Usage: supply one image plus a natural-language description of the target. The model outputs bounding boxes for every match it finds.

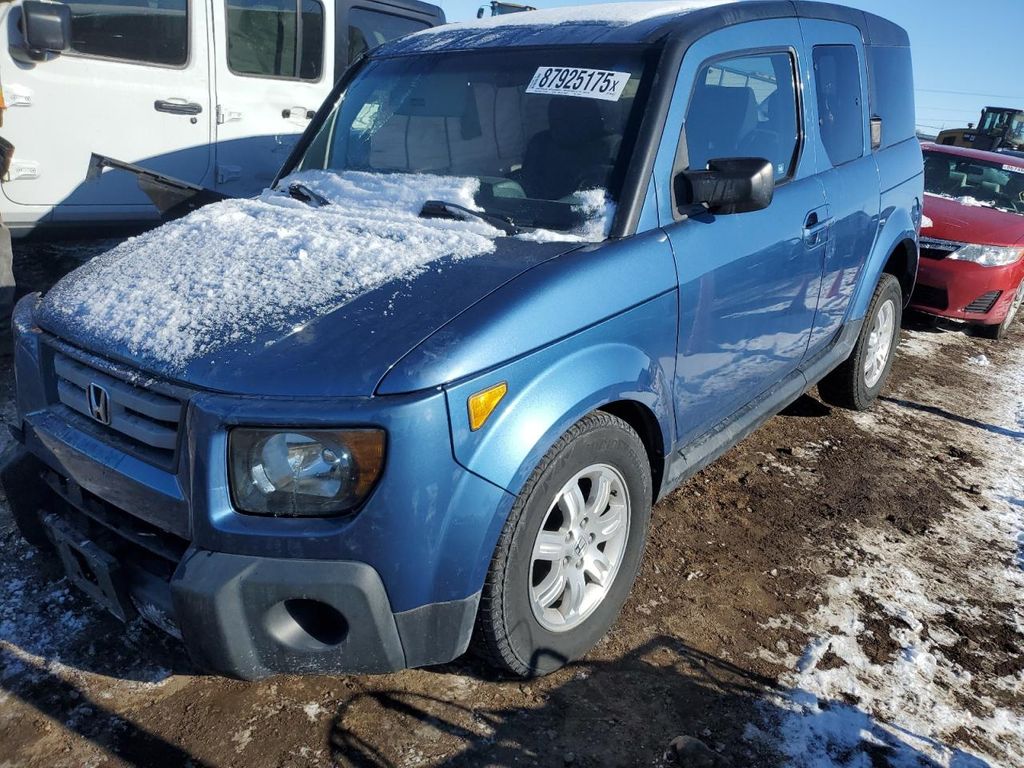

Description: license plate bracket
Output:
[43,514,135,622]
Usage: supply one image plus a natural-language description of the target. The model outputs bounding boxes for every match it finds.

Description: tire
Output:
[976,278,1024,340]
[473,411,652,677]
[818,273,902,411]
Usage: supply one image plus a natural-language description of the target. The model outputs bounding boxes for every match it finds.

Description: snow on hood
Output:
[42,171,610,372]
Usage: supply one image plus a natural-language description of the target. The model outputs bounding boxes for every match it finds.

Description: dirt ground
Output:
[0,241,1021,768]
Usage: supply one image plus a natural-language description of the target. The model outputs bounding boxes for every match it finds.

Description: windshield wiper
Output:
[420,200,518,236]
[285,182,331,208]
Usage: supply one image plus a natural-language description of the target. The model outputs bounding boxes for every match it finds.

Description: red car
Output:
[913,143,1024,339]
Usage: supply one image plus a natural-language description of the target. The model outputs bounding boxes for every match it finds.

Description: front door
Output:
[211,0,335,197]
[653,20,827,444]
[0,0,212,220]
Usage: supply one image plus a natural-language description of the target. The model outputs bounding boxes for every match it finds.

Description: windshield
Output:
[923,150,1024,215]
[297,47,655,233]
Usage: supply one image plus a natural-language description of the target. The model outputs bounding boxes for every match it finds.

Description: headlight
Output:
[229,429,385,517]
[947,244,1024,267]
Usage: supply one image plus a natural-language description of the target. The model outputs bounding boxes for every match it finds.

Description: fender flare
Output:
[849,205,919,320]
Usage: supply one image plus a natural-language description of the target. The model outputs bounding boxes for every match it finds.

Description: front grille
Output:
[965,290,1002,315]
[913,284,949,310]
[50,350,185,470]
[920,237,964,260]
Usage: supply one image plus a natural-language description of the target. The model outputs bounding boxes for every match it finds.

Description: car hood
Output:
[35,171,592,396]
[923,193,1024,247]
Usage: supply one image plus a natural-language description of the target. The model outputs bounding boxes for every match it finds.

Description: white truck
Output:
[0,0,443,236]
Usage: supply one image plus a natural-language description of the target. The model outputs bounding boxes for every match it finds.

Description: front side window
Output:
[226,0,324,80]
[923,150,1024,215]
[64,0,188,66]
[297,47,655,233]
[813,45,864,166]
[684,52,800,181]
[348,8,429,63]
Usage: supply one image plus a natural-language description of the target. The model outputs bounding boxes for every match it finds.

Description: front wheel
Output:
[472,411,652,676]
[818,273,903,411]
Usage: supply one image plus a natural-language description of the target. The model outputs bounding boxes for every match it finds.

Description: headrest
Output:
[548,98,606,145]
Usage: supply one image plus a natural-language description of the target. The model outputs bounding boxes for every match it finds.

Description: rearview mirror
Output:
[21,0,71,58]
[675,157,774,216]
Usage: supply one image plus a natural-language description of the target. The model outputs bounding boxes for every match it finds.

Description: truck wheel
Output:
[977,278,1024,340]
[818,273,902,411]
[473,411,652,676]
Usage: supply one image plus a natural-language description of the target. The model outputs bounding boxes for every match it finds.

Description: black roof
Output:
[378,0,909,56]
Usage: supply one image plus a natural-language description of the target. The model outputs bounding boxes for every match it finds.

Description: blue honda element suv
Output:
[2,1,922,678]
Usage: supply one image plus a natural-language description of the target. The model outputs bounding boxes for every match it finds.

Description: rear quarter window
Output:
[869,46,916,148]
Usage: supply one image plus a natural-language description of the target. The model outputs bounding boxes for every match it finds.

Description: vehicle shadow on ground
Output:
[879,396,1024,441]
[325,636,986,768]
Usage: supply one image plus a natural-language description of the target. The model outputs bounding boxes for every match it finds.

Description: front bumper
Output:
[910,255,1024,325]
[5,301,514,677]
[1,444,481,679]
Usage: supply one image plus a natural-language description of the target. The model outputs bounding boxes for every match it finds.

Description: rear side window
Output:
[869,46,915,148]
[684,52,800,181]
[226,0,325,80]
[348,8,430,62]
[64,0,188,66]
[813,45,864,166]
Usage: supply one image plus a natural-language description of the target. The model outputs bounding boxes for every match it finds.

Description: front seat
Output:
[519,98,620,200]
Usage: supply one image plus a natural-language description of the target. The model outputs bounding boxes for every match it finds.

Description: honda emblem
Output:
[87,383,111,426]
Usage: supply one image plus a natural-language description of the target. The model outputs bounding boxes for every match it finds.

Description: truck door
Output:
[652,20,828,445]
[211,0,335,197]
[796,20,880,354]
[337,1,436,74]
[0,0,212,226]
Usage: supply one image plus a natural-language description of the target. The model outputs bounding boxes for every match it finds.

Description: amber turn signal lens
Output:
[468,382,508,431]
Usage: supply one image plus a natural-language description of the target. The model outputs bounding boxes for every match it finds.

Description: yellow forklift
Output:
[936,106,1024,152]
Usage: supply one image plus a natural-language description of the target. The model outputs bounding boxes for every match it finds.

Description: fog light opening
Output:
[266,599,349,650]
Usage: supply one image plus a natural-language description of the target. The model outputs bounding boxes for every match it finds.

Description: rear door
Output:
[211,0,334,196]
[797,20,881,353]
[0,0,212,222]
[653,19,828,445]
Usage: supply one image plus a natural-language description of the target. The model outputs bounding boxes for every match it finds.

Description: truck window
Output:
[812,45,864,166]
[227,0,325,80]
[868,46,915,148]
[684,52,800,181]
[348,7,430,62]
[63,0,188,66]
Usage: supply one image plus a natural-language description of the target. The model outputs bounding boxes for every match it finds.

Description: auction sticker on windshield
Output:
[526,67,631,101]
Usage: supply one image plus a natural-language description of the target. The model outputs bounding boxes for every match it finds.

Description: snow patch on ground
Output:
[751,329,1024,767]
[968,353,991,367]
[42,171,501,371]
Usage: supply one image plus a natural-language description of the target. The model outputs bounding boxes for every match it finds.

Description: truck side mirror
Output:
[21,0,71,59]
[675,157,774,216]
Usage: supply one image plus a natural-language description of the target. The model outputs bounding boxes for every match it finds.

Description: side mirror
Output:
[22,0,71,59]
[675,157,774,216]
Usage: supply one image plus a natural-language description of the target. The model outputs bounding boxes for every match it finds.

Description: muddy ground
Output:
[0,240,1021,768]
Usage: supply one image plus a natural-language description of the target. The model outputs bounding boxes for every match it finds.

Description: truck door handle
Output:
[154,99,203,116]
[282,107,315,120]
[803,211,832,247]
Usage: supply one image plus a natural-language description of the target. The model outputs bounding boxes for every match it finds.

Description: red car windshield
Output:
[923,150,1024,216]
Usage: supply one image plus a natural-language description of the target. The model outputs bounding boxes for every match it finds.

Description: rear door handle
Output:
[154,99,203,116]
[282,107,316,120]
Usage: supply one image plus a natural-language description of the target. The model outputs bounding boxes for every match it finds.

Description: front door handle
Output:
[154,99,203,116]
[803,210,832,247]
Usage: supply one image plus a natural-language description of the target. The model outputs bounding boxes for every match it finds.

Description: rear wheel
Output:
[977,278,1024,340]
[473,411,652,676]
[818,273,902,411]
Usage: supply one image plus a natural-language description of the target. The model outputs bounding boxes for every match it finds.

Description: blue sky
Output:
[435,0,1024,136]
